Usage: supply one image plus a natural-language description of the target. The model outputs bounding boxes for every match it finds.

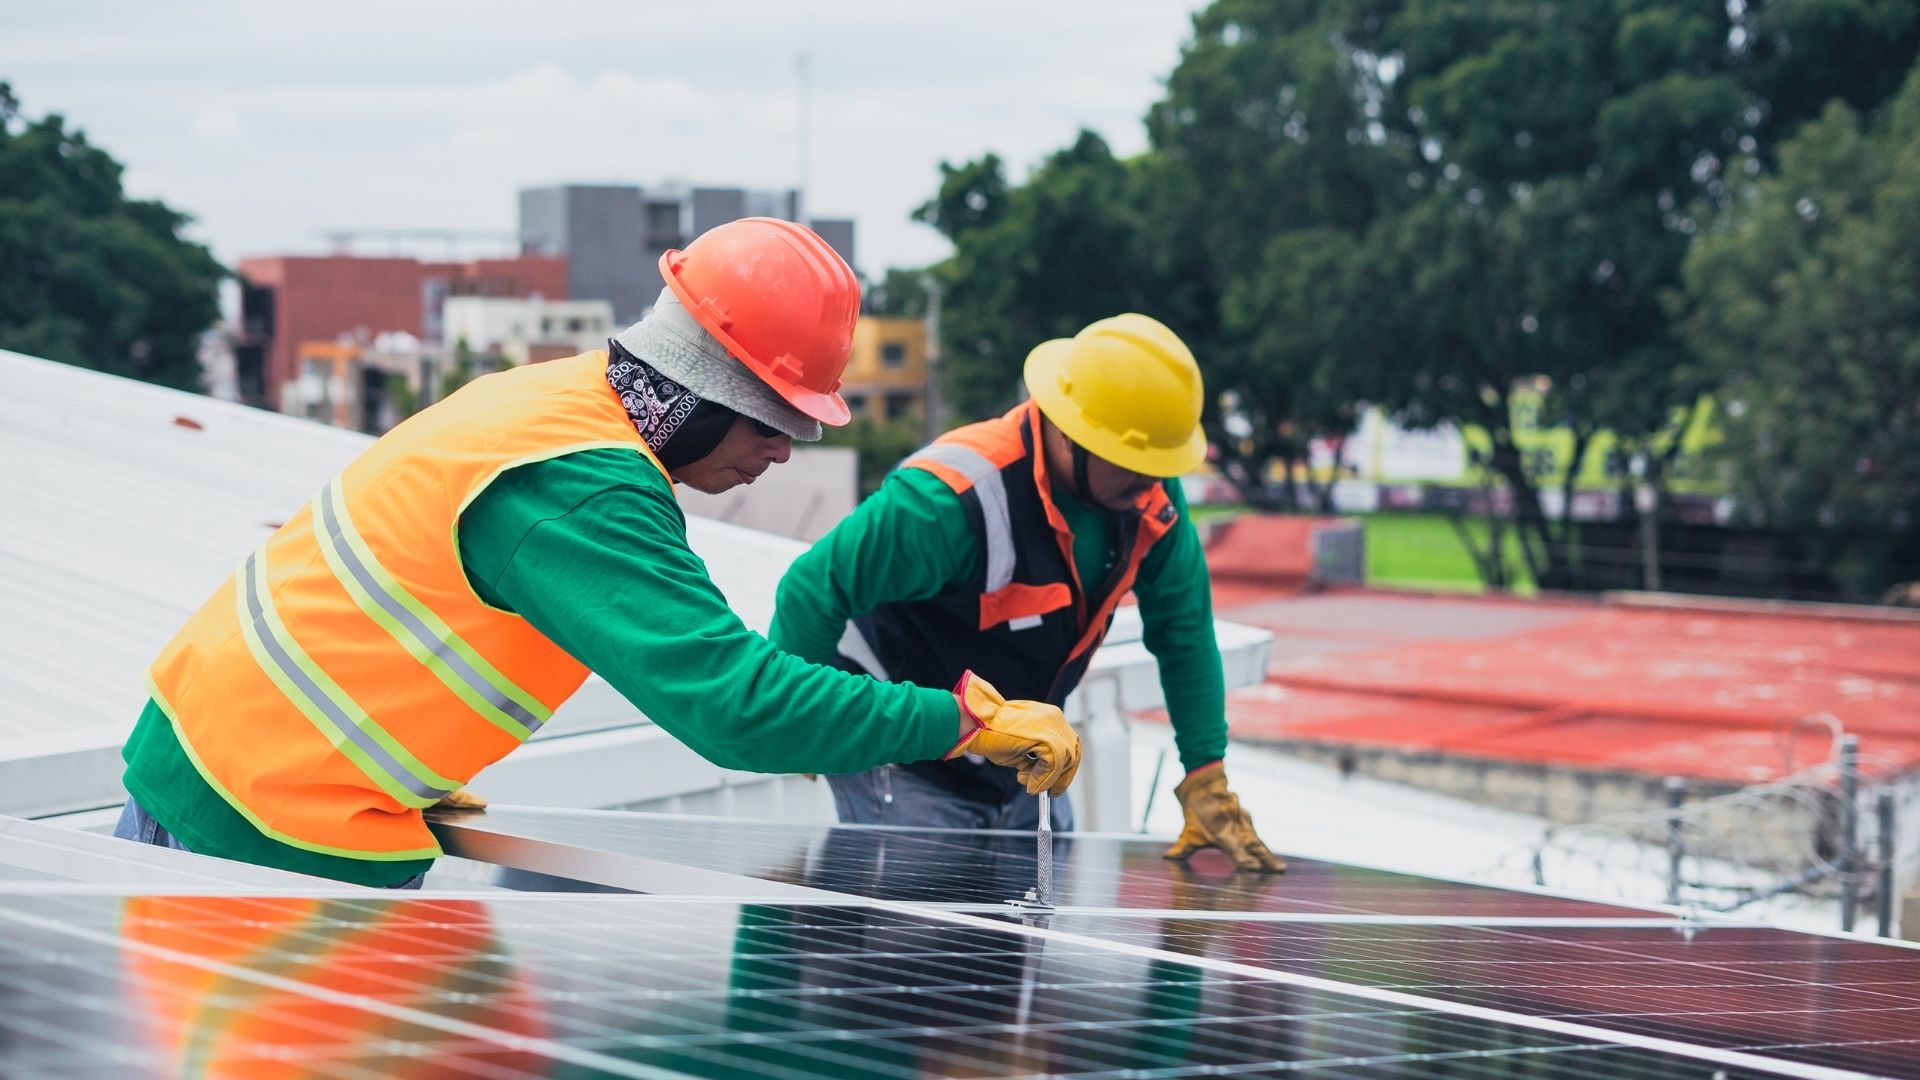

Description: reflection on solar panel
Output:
[437,808,1670,919]
[0,893,1787,1079]
[2,805,1913,1078]
[1029,916,1920,1077]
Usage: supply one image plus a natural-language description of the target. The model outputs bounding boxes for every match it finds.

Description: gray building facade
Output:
[519,184,854,327]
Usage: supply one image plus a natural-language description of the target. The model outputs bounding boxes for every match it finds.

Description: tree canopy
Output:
[0,82,224,390]
[1681,66,1920,594]
[911,0,1920,594]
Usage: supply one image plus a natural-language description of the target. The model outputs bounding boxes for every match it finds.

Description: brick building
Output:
[233,255,566,410]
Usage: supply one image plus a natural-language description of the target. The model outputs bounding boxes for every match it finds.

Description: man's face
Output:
[669,415,793,494]
[1041,418,1157,511]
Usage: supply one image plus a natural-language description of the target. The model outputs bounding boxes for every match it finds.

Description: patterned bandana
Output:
[605,342,737,469]
[607,343,700,443]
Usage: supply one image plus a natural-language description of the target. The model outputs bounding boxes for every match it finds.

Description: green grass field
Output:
[1359,512,1536,593]
[1191,506,1536,593]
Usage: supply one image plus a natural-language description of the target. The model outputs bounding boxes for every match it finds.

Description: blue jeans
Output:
[112,798,425,890]
[826,766,1073,831]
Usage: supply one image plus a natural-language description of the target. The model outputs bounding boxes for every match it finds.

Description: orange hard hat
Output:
[659,217,859,426]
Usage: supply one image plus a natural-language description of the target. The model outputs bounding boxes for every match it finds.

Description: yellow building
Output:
[843,316,928,423]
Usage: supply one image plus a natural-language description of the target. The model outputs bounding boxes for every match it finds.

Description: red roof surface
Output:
[1183,585,1920,784]
[1138,511,1920,784]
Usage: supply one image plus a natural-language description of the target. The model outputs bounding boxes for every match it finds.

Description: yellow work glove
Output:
[1162,763,1286,872]
[432,788,488,811]
[945,672,1081,797]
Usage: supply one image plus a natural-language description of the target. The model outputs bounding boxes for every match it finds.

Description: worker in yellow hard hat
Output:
[771,314,1284,872]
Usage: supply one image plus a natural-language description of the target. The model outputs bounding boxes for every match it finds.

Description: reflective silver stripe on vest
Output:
[836,621,890,682]
[241,552,454,803]
[316,480,546,736]
[910,443,1015,592]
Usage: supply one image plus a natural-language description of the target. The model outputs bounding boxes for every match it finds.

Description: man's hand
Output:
[945,671,1081,797]
[1163,763,1285,872]
[432,788,488,811]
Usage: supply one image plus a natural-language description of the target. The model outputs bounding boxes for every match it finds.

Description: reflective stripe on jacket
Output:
[147,350,666,859]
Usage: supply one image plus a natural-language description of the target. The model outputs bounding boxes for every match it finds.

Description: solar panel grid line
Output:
[1025,916,1920,1076]
[0,895,1589,1076]
[975,909,1718,926]
[4,892,1806,1080]
[0,958,561,1080]
[885,904,1889,1080]
[0,900,692,1080]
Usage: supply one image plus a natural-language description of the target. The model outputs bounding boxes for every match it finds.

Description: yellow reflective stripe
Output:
[235,550,460,807]
[147,674,442,861]
[317,479,551,740]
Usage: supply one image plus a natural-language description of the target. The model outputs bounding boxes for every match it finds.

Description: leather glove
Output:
[1162,763,1285,872]
[944,671,1081,797]
[432,788,488,811]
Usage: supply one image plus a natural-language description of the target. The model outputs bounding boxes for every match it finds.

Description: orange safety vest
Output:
[147,350,667,861]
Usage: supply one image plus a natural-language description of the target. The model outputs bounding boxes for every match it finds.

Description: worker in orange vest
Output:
[114,219,1080,887]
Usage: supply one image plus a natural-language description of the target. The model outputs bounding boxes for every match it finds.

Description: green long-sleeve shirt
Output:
[768,467,1228,774]
[122,448,960,886]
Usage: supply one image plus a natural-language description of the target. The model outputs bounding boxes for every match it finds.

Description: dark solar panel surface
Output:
[1025,914,1920,1078]
[448,808,1667,919]
[0,892,1784,1080]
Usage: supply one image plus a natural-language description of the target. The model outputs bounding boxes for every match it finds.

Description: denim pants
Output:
[112,798,425,889]
[825,765,1073,831]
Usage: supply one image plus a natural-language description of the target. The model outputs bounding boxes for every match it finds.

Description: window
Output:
[845,394,866,416]
[880,342,908,367]
[885,393,915,420]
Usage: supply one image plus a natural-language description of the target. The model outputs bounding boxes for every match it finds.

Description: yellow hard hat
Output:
[1022,313,1207,478]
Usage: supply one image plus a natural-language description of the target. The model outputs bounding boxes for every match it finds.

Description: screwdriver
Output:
[1026,750,1055,909]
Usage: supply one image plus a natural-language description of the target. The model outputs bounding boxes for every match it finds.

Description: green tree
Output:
[862,268,931,318]
[0,83,223,390]
[1142,0,1918,588]
[915,131,1167,421]
[1680,67,1920,596]
[439,336,478,397]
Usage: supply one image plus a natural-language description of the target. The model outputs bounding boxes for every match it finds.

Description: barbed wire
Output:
[1488,726,1919,931]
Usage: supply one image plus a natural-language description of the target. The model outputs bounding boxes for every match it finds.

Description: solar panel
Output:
[433,807,1670,920]
[0,804,1904,1078]
[1019,915,1920,1077]
[0,891,1792,1080]
[0,815,318,888]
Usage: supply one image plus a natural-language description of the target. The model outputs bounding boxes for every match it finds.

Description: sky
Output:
[4,1,1206,279]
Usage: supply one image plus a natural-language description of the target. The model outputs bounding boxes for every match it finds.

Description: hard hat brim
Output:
[1024,340,1208,478]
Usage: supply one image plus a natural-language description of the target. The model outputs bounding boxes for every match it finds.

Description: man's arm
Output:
[768,467,980,664]
[1133,480,1228,773]
[1134,481,1286,872]
[459,450,960,774]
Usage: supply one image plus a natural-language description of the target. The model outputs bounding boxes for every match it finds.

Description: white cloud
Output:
[188,108,245,141]
[6,1,1204,275]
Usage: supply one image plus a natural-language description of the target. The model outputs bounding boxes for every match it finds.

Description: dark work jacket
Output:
[835,402,1179,803]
